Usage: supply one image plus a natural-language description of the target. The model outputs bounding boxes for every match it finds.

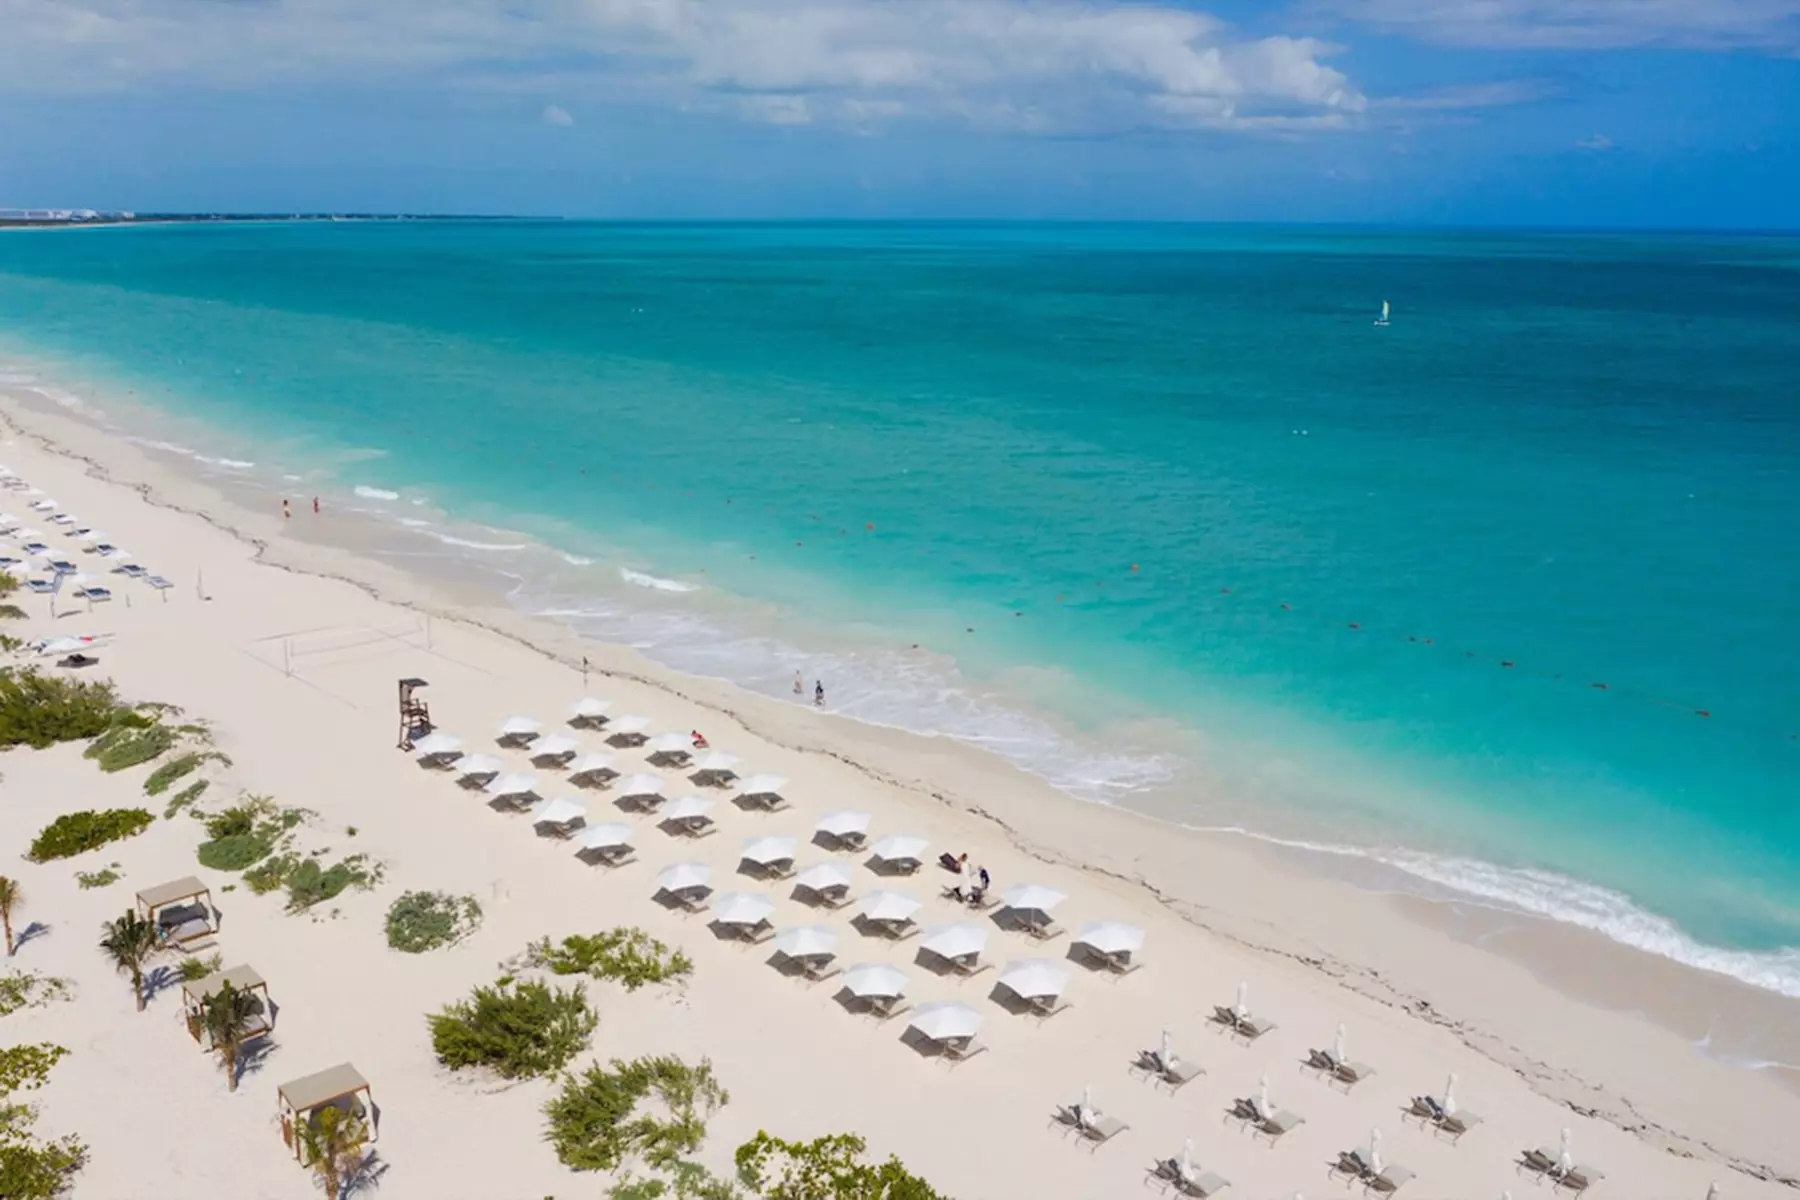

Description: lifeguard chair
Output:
[397,677,432,750]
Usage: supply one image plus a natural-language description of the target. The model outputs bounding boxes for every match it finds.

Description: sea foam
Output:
[620,568,697,593]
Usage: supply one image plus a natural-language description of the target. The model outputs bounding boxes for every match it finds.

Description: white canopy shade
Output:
[29,499,56,510]
[737,774,790,798]
[1075,920,1145,956]
[615,773,666,799]
[456,754,504,778]
[576,822,634,850]
[531,734,580,758]
[859,890,922,924]
[921,922,988,960]
[772,925,839,959]
[656,862,712,894]
[608,714,652,735]
[741,835,799,866]
[530,796,587,826]
[498,715,541,737]
[815,809,872,837]
[842,963,909,1000]
[694,751,740,772]
[908,1002,982,1042]
[1002,883,1068,915]
[998,958,1071,1001]
[870,834,929,863]
[36,635,102,657]
[485,771,540,798]
[571,697,612,719]
[711,892,776,927]
[645,732,693,754]
[412,732,464,758]
[568,752,617,776]
[794,862,854,893]
[662,795,716,822]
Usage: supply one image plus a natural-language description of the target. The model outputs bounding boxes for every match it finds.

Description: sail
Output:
[1380,300,1390,320]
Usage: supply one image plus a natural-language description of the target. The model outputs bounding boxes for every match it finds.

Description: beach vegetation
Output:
[0,1042,86,1200]
[199,979,266,1093]
[143,749,227,796]
[26,808,154,862]
[84,720,177,773]
[0,670,123,750]
[385,891,483,954]
[73,867,121,890]
[164,779,209,819]
[0,571,26,623]
[284,854,381,913]
[524,928,694,991]
[544,1054,728,1173]
[428,976,597,1080]
[96,909,164,1012]
[735,1132,951,1200]
[176,953,223,983]
[0,877,19,956]
[609,1160,745,1200]
[0,972,73,1018]
[294,1100,371,1200]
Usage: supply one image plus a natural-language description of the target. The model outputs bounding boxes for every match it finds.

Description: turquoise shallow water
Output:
[2,221,1797,993]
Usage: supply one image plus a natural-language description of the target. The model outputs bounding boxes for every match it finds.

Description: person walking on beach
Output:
[312,496,320,515]
[814,680,825,708]
[281,498,291,520]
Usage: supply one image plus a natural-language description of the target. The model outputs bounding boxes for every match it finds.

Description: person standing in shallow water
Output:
[794,671,804,696]
[814,681,825,708]
[281,498,290,520]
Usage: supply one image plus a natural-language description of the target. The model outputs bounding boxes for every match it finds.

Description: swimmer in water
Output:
[814,681,825,708]
[794,671,804,696]
[282,499,291,520]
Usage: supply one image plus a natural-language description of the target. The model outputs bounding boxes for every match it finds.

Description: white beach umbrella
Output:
[1335,1023,1348,1066]
[576,822,633,851]
[568,752,617,779]
[656,862,711,895]
[662,795,716,823]
[909,1002,982,1043]
[711,892,776,928]
[920,922,988,961]
[794,862,854,894]
[498,715,541,739]
[456,753,504,779]
[1002,883,1068,917]
[36,635,101,657]
[646,732,693,754]
[859,890,922,924]
[1258,1074,1271,1121]
[412,732,464,759]
[1443,1073,1457,1117]
[615,773,666,801]
[1235,981,1250,1021]
[738,773,790,799]
[815,809,871,838]
[1370,1128,1383,1177]
[571,696,612,721]
[485,771,540,799]
[1160,1029,1174,1068]
[608,714,651,736]
[842,962,909,1000]
[29,499,55,511]
[772,925,838,960]
[530,796,587,827]
[73,528,105,542]
[741,835,798,867]
[1080,1084,1094,1121]
[998,958,1070,1001]
[531,734,580,760]
[695,751,740,773]
[870,834,928,864]
[1180,1139,1196,1183]
[1705,1184,1719,1200]
[1075,919,1145,957]
[1558,1128,1573,1176]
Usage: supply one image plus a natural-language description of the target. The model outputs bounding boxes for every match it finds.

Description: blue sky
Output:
[0,0,1796,226]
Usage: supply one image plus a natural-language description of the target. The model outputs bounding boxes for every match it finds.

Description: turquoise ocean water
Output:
[2,222,1797,995]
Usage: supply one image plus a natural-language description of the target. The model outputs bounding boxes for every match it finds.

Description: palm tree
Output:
[0,876,20,956]
[200,979,266,1093]
[295,1102,369,1200]
[97,909,162,1011]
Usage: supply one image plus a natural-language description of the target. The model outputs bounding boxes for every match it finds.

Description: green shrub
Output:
[545,1055,728,1173]
[176,953,223,983]
[735,1132,951,1200]
[164,780,209,819]
[85,722,176,773]
[143,753,203,796]
[196,797,311,877]
[0,973,73,1019]
[386,891,483,954]
[609,1161,745,1200]
[242,852,299,895]
[284,854,380,913]
[525,928,694,991]
[73,868,120,890]
[25,809,154,862]
[0,1043,86,1199]
[195,833,274,872]
[428,977,596,1080]
[0,670,122,751]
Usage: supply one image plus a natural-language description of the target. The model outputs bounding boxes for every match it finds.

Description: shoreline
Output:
[5,385,1800,1194]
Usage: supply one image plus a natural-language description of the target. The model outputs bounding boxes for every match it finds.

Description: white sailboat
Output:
[1373,299,1391,327]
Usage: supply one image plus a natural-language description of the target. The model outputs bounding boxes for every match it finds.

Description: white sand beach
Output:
[2,392,1797,1199]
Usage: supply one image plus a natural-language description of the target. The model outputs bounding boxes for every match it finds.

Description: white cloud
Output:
[0,0,1367,134]
[1576,132,1615,151]
[1325,0,1800,51]
[1372,79,1557,110]
[542,104,575,126]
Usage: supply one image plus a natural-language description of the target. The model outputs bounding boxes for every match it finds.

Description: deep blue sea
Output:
[2,221,1797,995]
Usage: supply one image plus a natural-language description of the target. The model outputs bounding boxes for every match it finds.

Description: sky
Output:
[0,0,1797,226]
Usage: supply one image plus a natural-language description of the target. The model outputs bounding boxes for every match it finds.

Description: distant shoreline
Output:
[0,214,532,230]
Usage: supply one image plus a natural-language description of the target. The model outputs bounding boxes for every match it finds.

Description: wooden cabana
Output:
[278,1063,375,1162]
[181,964,272,1047]
[135,876,217,948]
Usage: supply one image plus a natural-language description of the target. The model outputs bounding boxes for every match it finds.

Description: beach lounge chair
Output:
[1554,1164,1605,1195]
[1052,1105,1128,1151]
[78,586,112,602]
[1132,1048,1204,1092]
[1210,1006,1277,1043]
[1027,994,1073,1020]
[941,952,991,979]
[1330,1061,1376,1090]
[1363,1164,1414,1195]
[865,993,911,1022]
[25,579,52,594]
[1330,1149,1373,1184]
[801,958,842,986]
[115,562,147,578]
[941,1038,987,1066]
[1023,919,1065,942]
[147,574,174,590]
[1254,1110,1305,1145]
[1520,1147,1559,1178]
[1149,1160,1230,1198]
[1437,1110,1482,1142]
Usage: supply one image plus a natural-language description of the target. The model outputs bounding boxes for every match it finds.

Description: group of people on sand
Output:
[939,851,991,906]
